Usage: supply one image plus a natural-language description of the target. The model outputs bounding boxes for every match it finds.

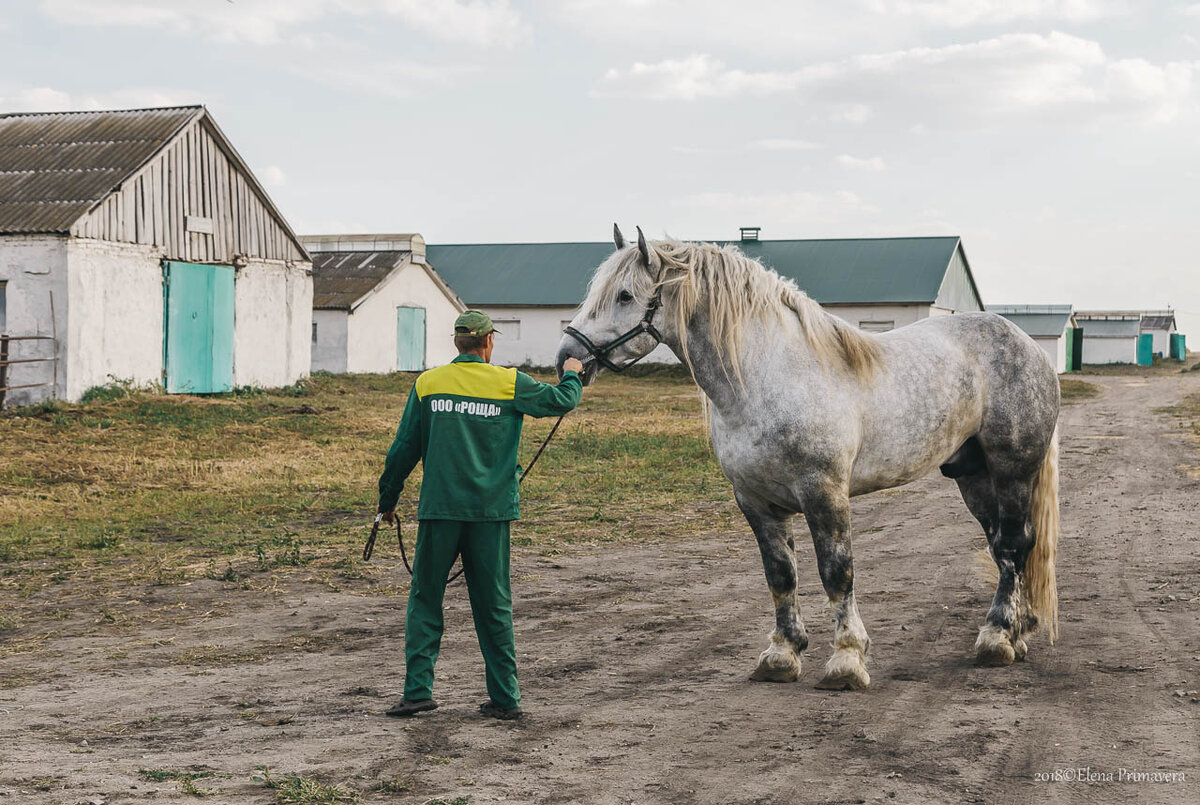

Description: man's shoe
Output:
[479,700,522,720]
[385,698,438,717]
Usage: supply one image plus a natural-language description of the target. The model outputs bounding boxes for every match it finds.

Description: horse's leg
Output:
[736,492,808,682]
[955,471,1029,663]
[806,493,870,690]
[973,473,1037,666]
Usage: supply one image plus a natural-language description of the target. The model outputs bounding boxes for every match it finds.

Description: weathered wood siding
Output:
[69,119,304,263]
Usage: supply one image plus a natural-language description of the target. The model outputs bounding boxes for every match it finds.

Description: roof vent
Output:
[739,226,761,242]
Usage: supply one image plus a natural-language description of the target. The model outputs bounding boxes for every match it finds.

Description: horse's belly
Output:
[849,416,980,495]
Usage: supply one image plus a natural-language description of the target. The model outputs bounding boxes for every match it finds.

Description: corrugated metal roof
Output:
[993,313,1072,338]
[0,106,202,234]
[426,236,966,307]
[311,250,410,310]
[1140,314,1175,331]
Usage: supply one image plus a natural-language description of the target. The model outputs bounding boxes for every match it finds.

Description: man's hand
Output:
[379,509,396,525]
[563,357,584,375]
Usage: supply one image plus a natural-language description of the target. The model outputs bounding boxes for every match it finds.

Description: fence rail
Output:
[0,333,58,408]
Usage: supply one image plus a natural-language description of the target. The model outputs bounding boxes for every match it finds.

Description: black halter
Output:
[563,281,664,373]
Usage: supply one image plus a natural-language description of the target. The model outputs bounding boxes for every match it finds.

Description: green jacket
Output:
[378,355,582,521]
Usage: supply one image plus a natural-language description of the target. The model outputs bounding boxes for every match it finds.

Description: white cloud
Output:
[0,86,199,112]
[595,55,804,100]
[39,0,528,47]
[831,104,873,124]
[258,165,287,188]
[674,189,879,220]
[558,1,1128,57]
[836,154,888,171]
[751,138,822,151]
[596,33,1199,126]
[863,1,1124,26]
[1181,3,1200,16]
[286,39,479,99]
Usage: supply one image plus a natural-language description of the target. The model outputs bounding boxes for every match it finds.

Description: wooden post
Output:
[0,334,9,410]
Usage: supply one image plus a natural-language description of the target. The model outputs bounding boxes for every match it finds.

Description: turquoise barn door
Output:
[1136,333,1153,367]
[163,261,235,393]
[396,307,426,372]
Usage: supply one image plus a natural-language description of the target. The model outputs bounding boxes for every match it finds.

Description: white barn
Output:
[304,234,465,374]
[426,232,984,368]
[1139,311,1177,357]
[988,305,1079,373]
[0,106,312,407]
[1075,311,1141,365]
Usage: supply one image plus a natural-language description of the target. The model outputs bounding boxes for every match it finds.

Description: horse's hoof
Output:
[815,649,869,690]
[1013,638,1028,661]
[975,626,1016,667]
[750,643,800,682]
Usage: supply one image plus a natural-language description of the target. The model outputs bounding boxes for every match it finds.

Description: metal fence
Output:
[0,334,58,409]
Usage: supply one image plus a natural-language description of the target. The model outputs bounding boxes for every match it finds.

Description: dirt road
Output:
[2,374,1198,804]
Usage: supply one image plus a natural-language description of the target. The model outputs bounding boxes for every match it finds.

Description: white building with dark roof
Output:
[0,105,313,406]
[304,234,465,374]
[988,305,1079,373]
[1075,311,1143,365]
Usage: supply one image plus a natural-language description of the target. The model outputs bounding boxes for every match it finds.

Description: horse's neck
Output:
[665,302,815,418]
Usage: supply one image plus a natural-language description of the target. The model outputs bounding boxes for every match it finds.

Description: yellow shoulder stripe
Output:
[415,362,517,401]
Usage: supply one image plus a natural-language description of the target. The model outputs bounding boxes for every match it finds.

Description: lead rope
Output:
[362,413,568,584]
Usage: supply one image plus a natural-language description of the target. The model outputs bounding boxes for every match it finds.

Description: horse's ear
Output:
[613,223,625,250]
[637,226,652,267]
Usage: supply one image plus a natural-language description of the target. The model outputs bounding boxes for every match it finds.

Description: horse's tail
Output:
[1024,427,1059,643]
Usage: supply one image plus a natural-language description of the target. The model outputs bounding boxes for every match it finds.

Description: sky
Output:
[2,0,1198,336]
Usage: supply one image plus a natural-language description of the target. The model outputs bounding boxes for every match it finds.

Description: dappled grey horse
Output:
[556,226,1060,690]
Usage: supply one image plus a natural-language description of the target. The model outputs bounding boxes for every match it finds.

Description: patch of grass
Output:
[371,778,410,793]
[1060,378,1101,403]
[80,377,157,404]
[138,769,215,782]
[254,767,357,804]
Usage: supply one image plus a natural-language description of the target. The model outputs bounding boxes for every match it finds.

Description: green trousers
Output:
[403,519,519,710]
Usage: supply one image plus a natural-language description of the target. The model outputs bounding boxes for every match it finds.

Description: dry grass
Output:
[0,370,732,609]
[1059,378,1101,404]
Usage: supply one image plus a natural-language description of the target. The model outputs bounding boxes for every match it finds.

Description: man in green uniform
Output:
[378,310,584,720]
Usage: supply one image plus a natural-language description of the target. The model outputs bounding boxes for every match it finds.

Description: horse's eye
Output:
[617,290,634,304]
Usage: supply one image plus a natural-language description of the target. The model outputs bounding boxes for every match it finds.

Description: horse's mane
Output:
[584,239,881,381]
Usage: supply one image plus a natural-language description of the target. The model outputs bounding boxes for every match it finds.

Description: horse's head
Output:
[556,224,666,384]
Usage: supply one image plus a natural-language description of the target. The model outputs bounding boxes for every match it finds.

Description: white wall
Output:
[1031,335,1066,373]
[232,258,313,389]
[346,261,461,374]
[311,309,348,373]
[1083,337,1137,364]
[1146,327,1174,356]
[66,239,165,400]
[0,235,68,406]
[825,303,930,331]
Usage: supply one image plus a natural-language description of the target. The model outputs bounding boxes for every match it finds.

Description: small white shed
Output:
[0,105,313,407]
[1076,311,1141,364]
[988,305,1078,373]
[1139,312,1177,357]
[304,234,465,374]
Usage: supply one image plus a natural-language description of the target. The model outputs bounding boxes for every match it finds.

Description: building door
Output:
[163,261,234,393]
[1136,333,1154,367]
[397,306,426,372]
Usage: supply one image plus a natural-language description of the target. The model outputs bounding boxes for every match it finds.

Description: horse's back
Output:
[891,311,1060,473]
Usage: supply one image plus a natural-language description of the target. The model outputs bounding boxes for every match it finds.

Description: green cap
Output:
[454,309,500,336]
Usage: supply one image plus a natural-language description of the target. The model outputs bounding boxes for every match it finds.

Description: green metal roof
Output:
[426,236,972,307]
